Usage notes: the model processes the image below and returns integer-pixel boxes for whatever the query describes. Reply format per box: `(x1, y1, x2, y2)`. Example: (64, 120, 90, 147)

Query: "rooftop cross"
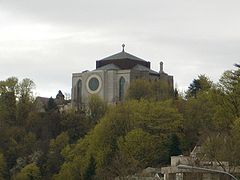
(122, 44, 125, 52)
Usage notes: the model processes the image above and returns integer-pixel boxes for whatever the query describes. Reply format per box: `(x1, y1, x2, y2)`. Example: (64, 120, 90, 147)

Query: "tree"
(186, 75, 212, 98)
(0, 153, 6, 180)
(45, 132, 69, 177)
(87, 94, 108, 123)
(0, 77, 18, 127)
(47, 97, 57, 112)
(118, 129, 158, 168)
(198, 65, 240, 175)
(152, 79, 174, 101)
(127, 79, 153, 100)
(61, 110, 90, 143)
(217, 66, 240, 119)
(127, 79, 174, 101)
(183, 91, 216, 134)
(167, 134, 182, 158)
(57, 100, 184, 179)
(56, 103, 134, 179)
(53, 161, 82, 180)
(83, 156, 96, 180)
(16, 78, 35, 126)
(14, 163, 41, 180)
(202, 118, 240, 175)
(26, 111, 61, 143)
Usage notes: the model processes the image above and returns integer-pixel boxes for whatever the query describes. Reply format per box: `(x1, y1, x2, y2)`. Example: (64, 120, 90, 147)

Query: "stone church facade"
(71, 45, 173, 107)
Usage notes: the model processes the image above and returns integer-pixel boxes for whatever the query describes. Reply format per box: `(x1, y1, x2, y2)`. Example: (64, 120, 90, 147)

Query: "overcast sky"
(0, 0, 239, 97)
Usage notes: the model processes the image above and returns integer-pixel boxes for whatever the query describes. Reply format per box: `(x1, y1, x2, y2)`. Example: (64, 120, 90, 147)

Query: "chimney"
(160, 61, 164, 73)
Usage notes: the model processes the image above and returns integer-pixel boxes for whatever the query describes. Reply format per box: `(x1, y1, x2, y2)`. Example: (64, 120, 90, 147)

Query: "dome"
(96, 44, 150, 70)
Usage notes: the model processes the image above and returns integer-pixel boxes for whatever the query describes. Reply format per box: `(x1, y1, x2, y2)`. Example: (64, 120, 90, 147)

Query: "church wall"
(105, 70, 116, 103)
(72, 71, 105, 106)
(81, 70, 105, 104)
(72, 69, 174, 107)
(72, 73, 82, 106)
(159, 73, 174, 90)
(130, 70, 151, 82)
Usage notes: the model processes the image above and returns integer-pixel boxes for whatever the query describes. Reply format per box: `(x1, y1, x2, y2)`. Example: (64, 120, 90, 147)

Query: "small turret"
(56, 90, 65, 100)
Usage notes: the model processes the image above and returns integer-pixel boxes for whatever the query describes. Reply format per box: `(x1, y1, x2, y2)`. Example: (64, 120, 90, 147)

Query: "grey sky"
(0, 0, 239, 97)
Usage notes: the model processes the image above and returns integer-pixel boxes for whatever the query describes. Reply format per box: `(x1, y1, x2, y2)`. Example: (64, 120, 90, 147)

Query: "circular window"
(86, 74, 102, 94)
(88, 77, 99, 91)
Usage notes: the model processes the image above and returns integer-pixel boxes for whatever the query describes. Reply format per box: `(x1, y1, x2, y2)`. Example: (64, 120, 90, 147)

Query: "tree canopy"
(1, 64, 240, 179)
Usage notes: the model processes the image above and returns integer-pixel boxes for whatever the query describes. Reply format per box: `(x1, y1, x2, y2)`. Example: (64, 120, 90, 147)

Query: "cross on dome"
(122, 44, 125, 52)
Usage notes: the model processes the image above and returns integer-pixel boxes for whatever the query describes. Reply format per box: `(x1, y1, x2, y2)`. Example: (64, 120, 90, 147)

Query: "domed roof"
(96, 44, 150, 70)
(100, 50, 146, 62)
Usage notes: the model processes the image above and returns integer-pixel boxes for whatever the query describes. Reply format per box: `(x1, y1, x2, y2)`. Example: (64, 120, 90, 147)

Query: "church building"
(71, 45, 173, 107)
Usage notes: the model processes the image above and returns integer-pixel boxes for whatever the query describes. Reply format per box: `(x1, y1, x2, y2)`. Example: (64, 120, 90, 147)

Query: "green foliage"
(57, 100, 183, 179)
(26, 112, 62, 142)
(53, 161, 81, 180)
(198, 65, 240, 173)
(217, 67, 240, 119)
(0, 153, 6, 180)
(16, 78, 35, 126)
(127, 79, 153, 100)
(0, 77, 18, 95)
(61, 110, 90, 143)
(152, 79, 174, 101)
(0, 77, 35, 127)
(0, 91, 16, 127)
(127, 79, 173, 101)
(47, 97, 57, 111)
(186, 74, 212, 98)
(182, 89, 217, 151)
(2, 66, 240, 179)
(0, 77, 18, 127)
(14, 163, 41, 180)
(45, 132, 69, 177)
(118, 129, 158, 167)
(0, 127, 28, 172)
(83, 156, 96, 180)
(49, 132, 69, 153)
(87, 94, 108, 123)
(167, 134, 182, 157)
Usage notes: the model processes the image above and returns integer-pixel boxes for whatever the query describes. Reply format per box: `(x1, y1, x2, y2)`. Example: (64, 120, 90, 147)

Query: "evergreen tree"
(47, 97, 57, 111)
(83, 156, 96, 180)
(186, 74, 212, 98)
(167, 134, 182, 157)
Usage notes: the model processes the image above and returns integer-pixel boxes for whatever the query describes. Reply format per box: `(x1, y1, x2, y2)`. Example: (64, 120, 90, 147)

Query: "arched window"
(119, 77, 125, 101)
(77, 79, 82, 104)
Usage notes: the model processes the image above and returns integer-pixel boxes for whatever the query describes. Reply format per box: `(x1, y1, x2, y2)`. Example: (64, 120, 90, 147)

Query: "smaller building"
(161, 146, 239, 180)
(35, 90, 71, 112)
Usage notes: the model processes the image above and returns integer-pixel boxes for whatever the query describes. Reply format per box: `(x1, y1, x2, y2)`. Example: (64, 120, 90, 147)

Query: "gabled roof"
(100, 50, 146, 62)
(35, 96, 49, 105)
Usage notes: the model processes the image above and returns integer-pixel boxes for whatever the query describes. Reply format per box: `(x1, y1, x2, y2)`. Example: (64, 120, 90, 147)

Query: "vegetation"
(0, 64, 240, 179)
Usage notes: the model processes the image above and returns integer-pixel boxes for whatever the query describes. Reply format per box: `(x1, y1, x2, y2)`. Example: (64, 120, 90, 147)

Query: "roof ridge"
(100, 50, 146, 62)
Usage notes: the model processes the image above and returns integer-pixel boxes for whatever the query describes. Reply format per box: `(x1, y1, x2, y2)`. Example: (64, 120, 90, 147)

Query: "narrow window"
(77, 79, 82, 104)
(119, 77, 125, 101)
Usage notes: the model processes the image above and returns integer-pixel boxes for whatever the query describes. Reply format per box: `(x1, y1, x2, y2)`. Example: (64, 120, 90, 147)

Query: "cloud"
(0, 0, 240, 97)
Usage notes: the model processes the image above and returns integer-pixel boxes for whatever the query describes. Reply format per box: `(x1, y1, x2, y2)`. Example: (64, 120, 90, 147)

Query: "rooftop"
(99, 44, 147, 62)
(96, 44, 150, 70)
